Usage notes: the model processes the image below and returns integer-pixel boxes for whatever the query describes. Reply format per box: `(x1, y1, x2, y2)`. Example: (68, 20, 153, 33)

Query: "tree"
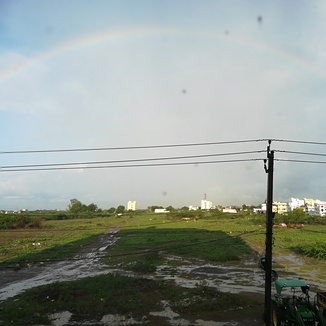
(149, 206, 163, 212)
(115, 205, 125, 214)
(166, 205, 174, 212)
(87, 203, 98, 212)
(68, 199, 100, 213)
(68, 199, 83, 213)
(283, 208, 307, 224)
(108, 207, 116, 214)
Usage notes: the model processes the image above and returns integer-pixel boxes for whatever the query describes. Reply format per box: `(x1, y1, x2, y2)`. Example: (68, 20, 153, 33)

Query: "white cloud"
(1, 1, 326, 209)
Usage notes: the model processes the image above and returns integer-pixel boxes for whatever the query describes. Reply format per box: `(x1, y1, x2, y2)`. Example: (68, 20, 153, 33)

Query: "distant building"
(127, 201, 137, 211)
(201, 193, 212, 210)
(189, 206, 199, 211)
(154, 208, 169, 213)
(223, 207, 237, 214)
(313, 200, 326, 217)
(304, 198, 315, 215)
(254, 202, 267, 214)
(201, 200, 212, 210)
(273, 202, 288, 215)
(287, 198, 304, 211)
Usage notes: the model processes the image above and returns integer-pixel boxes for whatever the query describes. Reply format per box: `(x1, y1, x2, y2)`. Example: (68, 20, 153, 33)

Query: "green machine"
(272, 279, 326, 326)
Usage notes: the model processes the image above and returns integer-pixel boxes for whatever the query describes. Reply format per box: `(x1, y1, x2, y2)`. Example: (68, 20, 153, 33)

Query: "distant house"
(254, 202, 267, 214)
(304, 198, 315, 215)
(127, 201, 137, 211)
(189, 206, 199, 211)
(273, 202, 288, 215)
(223, 207, 237, 214)
(287, 198, 304, 211)
(313, 200, 326, 217)
(154, 208, 169, 213)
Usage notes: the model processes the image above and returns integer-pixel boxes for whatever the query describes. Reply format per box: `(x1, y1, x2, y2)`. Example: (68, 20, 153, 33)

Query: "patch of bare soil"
(0, 231, 120, 301)
(3, 229, 323, 325)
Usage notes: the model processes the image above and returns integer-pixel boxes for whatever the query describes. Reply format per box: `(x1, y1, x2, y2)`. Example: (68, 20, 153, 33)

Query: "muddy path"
(0, 231, 122, 300)
(0, 231, 265, 301)
(0, 230, 325, 325)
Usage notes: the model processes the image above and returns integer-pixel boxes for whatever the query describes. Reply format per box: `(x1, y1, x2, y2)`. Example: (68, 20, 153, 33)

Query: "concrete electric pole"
(263, 140, 275, 326)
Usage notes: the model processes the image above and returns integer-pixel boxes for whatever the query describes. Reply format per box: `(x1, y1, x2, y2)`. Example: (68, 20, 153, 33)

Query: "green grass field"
(1, 213, 326, 325)
(1, 213, 326, 266)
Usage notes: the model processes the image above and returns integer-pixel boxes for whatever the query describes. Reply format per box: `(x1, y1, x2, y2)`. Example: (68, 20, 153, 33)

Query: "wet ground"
(0, 230, 325, 325)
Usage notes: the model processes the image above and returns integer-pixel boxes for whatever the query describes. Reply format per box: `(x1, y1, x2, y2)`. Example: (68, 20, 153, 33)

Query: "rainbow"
(0, 26, 324, 86)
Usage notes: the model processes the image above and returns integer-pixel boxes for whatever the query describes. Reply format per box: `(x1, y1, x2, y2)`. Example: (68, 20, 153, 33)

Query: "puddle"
(49, 303, 258, 326)
(0, 231, 124, 301)
(153, 255, 265, 294)
(273, 252, 326, 290)
(50, 311, 72, 326)
(0, 231, 325, 325)
(148, 300, 247, 325)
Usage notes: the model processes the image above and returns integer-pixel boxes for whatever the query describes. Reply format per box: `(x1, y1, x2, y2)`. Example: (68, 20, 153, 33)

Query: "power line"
(1, 150, 265, 170)
(273, 139, 326, 146)
(275, 150, 326, 157)
(0, 139, 266, 155)
(275, 158, 326, 164)
(2, 138, 326, 157)
(1, 158, 263, 172)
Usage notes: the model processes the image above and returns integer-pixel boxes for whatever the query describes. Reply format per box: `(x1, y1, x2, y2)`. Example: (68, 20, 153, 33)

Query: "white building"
(304, 198, 315, 215)
(127, 201, 137, 211)
(189, 206, 199, 211)
(154, 208, 169, 213)
(201, 193, 212, 210)
(201, 199, 212, 210)
(223, 207, 237, 214)
(287, 198, 304, 211)
(254, 202, 267, 214)
(314, 200, 326, 217)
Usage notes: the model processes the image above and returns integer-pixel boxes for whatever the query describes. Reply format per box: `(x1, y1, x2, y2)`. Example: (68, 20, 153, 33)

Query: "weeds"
(0, 273, 263, 325)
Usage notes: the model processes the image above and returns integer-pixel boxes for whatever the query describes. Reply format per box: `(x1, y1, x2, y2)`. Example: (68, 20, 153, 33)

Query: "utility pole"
(264, 140, 274, 326)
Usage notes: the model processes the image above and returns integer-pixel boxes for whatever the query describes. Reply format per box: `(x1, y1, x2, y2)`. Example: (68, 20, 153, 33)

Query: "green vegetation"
(0, 274, 263, 325)
(0, 216, 129, 266)
(1, 211, 326, 324)
(1, 211, 326, 266)
(105, 227, 252, 273)
(0, 214, 43, 230)
(274, 208, 326, 225)
(292, 243, 326, 260)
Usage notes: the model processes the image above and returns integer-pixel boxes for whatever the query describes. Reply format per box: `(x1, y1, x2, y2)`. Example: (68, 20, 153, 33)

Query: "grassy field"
(0, 217, 125, 266)
(1, 213, 326, 266)
(1, 213, 326, 325)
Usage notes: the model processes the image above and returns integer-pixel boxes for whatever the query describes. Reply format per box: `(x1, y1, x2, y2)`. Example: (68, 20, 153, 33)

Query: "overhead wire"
(1, 138, 326, 157)
(273, 149, 326, 165)
(275, 158, 326, 165)
(1, 158, 264, 172)
(273, 139, 326, 146)
(3, 138, 326, 172)
(0, 139, 267, 155)
(275, 150, 326, 157)
(1, 150, 265, 172)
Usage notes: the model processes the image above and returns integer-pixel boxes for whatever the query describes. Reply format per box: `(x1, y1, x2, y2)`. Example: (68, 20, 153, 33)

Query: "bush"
(0, 214, 43, 229)
(292, 243, 326, 260)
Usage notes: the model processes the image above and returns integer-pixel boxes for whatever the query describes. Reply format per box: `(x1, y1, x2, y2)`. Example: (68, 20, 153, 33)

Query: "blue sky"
(1, 0, 326, 210)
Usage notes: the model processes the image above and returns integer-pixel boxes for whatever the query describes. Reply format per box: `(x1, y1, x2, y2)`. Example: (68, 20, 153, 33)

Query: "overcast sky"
(1, 0, 326, 210)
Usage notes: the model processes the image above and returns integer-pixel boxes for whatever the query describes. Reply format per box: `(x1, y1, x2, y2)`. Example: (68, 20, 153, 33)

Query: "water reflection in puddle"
(50, 304, 245, 326)
(1, 231, 325, 325)
(154, 255, 265, 294)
